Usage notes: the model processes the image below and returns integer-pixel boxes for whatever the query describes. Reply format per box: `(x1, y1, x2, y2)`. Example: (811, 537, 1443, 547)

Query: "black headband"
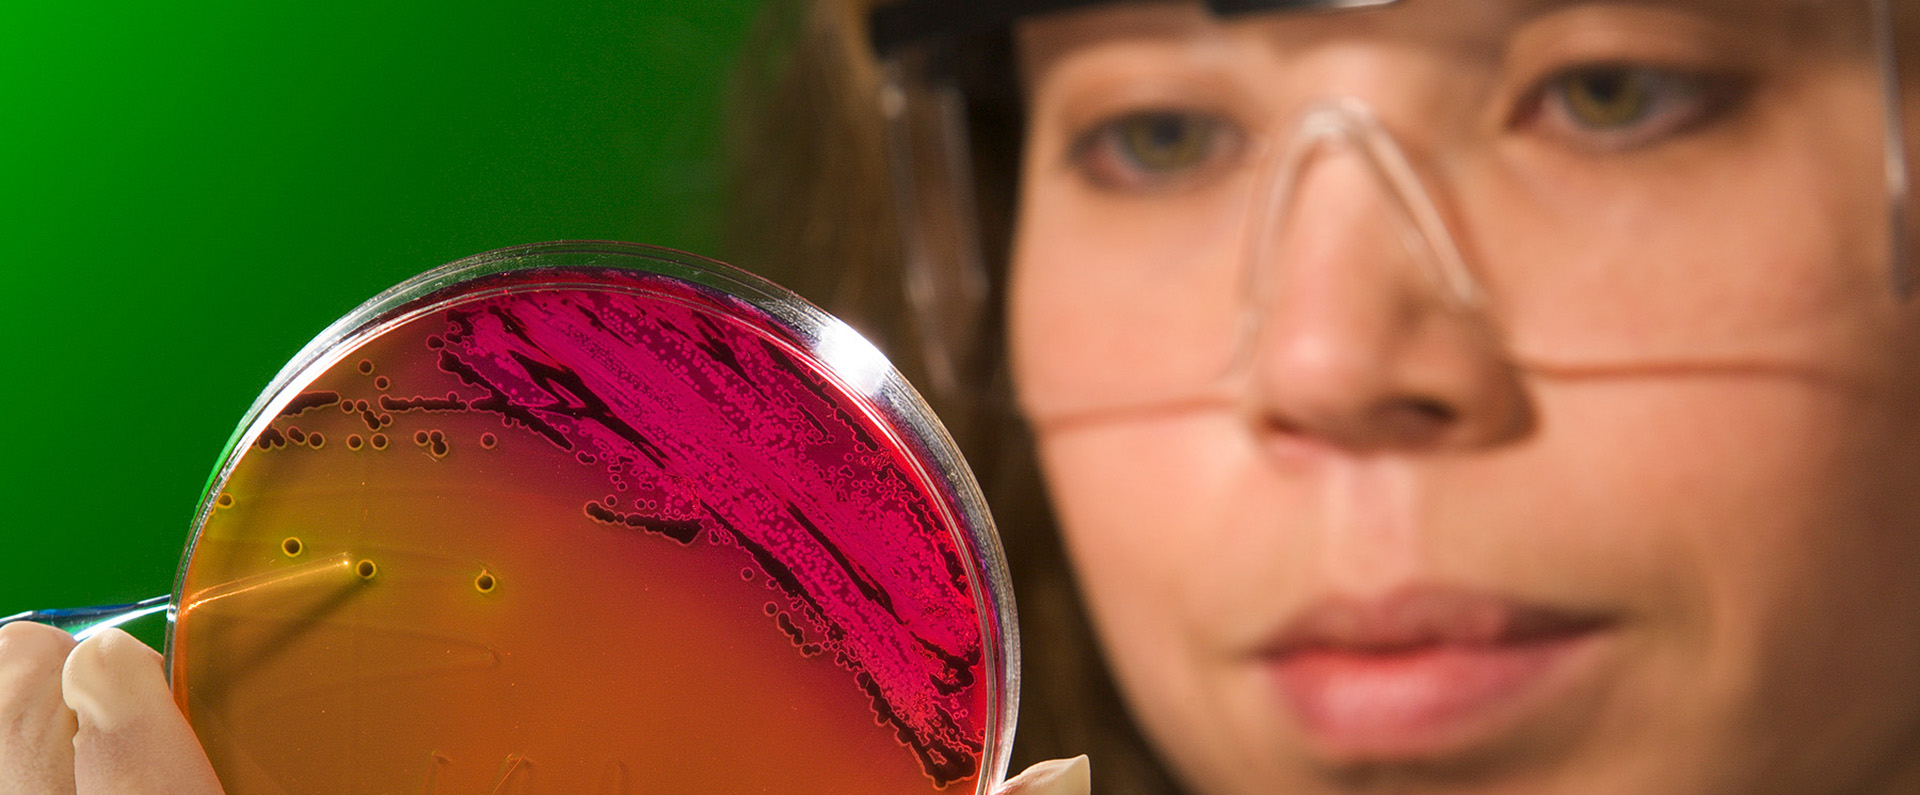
(869, 0, 1399, 58)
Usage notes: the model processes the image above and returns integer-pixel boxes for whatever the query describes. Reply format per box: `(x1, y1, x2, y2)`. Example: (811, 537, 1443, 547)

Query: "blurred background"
(0, 0, 762, 636)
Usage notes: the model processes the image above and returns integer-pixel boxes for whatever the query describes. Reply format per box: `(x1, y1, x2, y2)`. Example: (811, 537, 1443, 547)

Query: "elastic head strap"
(869, 0, 1399, 59)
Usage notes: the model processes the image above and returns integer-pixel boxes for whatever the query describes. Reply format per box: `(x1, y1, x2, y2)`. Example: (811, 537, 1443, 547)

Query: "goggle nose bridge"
(1241, 98, 1482, 321)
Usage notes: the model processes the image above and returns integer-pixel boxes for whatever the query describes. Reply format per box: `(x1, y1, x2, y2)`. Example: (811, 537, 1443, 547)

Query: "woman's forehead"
(1015, 0, 1834, 67)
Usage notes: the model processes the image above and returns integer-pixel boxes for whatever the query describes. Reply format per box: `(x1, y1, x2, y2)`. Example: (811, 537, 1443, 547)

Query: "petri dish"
(168, 242, 1017, 794)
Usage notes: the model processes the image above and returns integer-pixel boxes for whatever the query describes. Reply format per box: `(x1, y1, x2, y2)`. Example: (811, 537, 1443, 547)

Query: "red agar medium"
(168, 244, 1016, 794)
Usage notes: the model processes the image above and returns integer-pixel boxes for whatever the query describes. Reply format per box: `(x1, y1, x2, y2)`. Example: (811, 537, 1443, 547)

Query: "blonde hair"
(723, 1, 1186, 792)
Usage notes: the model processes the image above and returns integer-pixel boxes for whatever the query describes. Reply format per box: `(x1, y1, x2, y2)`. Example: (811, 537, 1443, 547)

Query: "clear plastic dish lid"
(167, 242, 1017, 793)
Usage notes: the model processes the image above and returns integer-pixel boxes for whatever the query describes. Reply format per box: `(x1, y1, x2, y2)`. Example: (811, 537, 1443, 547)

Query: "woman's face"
(1008, 1, 1920, 793)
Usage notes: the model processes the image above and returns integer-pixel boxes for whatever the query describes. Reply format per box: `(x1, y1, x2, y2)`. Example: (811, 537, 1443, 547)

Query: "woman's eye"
(1070, 111, 1237, 190)
(1532, 65, 1734, 149)
(1559, 68, 1661, 128)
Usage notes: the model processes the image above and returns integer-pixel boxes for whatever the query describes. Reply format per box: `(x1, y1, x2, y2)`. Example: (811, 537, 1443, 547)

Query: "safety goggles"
(872, 0, 1916, 424)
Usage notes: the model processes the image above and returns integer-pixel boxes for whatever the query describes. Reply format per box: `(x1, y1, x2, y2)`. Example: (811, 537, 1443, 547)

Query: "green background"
(1, 1, 762, 638)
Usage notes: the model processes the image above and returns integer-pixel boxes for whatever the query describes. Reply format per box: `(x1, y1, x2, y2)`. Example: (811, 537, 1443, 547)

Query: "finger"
(0, 621, 80, 795)
(996, 755, 1090, 795)
(62, 629, 223, 795)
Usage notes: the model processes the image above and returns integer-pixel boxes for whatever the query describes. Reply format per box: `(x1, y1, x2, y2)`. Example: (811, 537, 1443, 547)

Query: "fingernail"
(998, 755, 1090, 795)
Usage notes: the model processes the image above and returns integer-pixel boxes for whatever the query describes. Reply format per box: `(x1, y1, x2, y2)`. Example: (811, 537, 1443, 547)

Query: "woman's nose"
(1243, 129, 1530, 453)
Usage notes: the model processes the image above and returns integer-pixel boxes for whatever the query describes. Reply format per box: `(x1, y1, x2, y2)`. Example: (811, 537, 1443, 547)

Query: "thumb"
(62, 629, 225, 795)
(997, 755, 1090, 795)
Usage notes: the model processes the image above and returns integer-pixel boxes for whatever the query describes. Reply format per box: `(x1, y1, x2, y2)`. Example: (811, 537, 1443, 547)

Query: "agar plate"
(168, 242, 1017, 794)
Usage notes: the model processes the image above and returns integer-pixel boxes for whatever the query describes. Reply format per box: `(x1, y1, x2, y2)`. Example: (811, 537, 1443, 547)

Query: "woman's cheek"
(1031, 417, 1313, 788)
(1035, 419, 1237, 651)
(1650, 373, 1920, 791)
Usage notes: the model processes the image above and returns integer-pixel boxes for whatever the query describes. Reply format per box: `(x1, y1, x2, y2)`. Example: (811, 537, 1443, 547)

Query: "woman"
(8, 1, 1920, 793)
(736, 0, 1920, 792)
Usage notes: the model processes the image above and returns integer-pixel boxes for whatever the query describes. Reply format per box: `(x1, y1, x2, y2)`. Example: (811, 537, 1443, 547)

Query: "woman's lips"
(1260, 586, 1614, 759)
